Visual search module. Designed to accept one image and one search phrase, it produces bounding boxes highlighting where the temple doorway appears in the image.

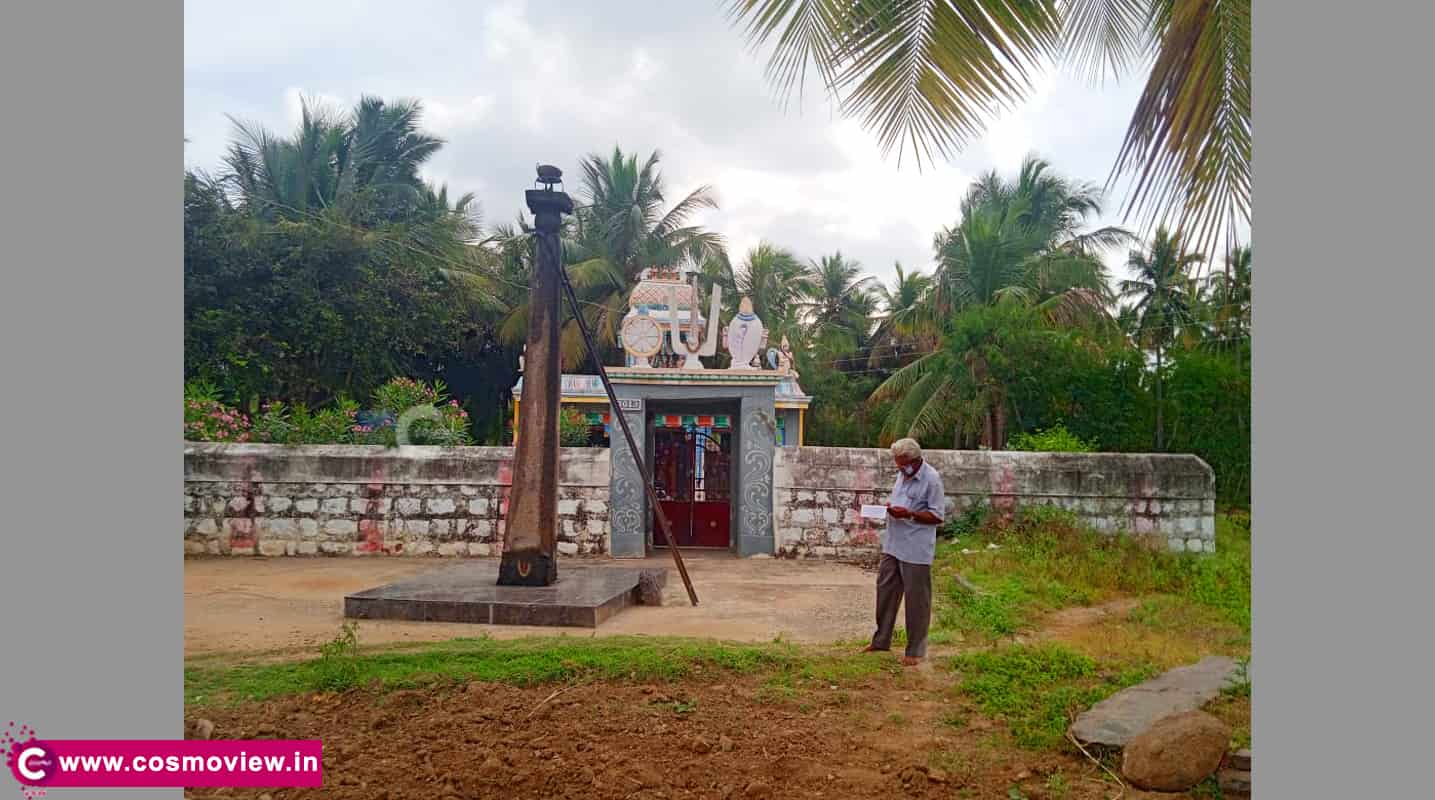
[650,412,734,550]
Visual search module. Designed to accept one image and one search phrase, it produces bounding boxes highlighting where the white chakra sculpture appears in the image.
[618,267,722,369]
[723,297,767,370]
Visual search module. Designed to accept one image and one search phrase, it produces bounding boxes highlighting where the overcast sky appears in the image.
[185,0,1177,290]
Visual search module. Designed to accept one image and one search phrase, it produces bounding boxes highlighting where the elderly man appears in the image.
[864,437,945,666]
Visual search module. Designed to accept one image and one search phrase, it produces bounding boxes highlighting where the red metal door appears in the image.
[652,427,731,549]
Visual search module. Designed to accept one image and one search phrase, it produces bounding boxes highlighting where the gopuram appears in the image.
[512,266,811,557]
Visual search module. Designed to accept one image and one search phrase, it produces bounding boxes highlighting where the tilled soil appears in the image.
[184,667,1190,800]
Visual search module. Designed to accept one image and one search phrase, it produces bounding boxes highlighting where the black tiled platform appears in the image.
[343,562,664,628]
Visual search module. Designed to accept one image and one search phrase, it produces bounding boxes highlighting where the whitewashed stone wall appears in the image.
[184,444,608,557]
[772,448,1218,557]
[184,444,1216,558]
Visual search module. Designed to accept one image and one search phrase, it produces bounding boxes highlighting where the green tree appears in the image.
[928,155,1127,325]
[1164,347,1250,505]
[726,0,1250,255]
[871,303,1056,449]
[183,173,476,411]
[868,261,935,367]
[1119,226,1205,449]
[503,147,725,368]
[224,95,451,227]
[714,241,815,347]
[800,252,877,356]
[1205,243,1252,348]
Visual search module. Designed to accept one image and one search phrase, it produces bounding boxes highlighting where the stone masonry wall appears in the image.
[184,444,608,558]
[184,444,1216,558]
[772,448,1217,558]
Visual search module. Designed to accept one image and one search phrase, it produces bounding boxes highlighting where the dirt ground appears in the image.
[185,557,1227,799]
[184,554,876,658]
[185,661,1197,800]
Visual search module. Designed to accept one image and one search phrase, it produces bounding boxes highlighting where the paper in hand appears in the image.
[859,504,888,520]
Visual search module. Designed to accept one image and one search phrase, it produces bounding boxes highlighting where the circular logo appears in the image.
[11,741,57,786]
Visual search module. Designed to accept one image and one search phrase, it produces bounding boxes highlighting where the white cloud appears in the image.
[184,0,1216,295]
[425,95,497,133]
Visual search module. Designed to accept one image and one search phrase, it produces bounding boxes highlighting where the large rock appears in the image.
[1120,710,1231,792]
[1069,656,1241,747]
[636,569,666,606]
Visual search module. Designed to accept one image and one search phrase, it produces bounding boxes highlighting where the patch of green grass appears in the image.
[928,628,958,646]
[932,509,1252,642]
[940,710,969,729]
[655,698,698,715]
[187,633,801,707]
[951,644,1157,750]
[760,651,892,698]
[886,712,907,725]
[1190,774,1225,798]
[1222,657,1251,698]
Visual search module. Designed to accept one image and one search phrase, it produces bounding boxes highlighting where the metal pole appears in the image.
[556,264,700,607]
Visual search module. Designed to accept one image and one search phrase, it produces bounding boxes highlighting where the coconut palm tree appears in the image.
[725,0,1250,256]
[871,301,1060,449]
[1207,243,1252,344]
[869,157,1129,448]
[800,252,877,356]
[1119,226,1206,449]
[868,261,935,367]
[715,242,815,348]
[927,155,1129,330]
[222,95,445,226]
[501,147,726,367]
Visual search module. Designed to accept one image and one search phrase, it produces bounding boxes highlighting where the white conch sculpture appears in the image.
[667,277,722,370]
[724,296,767,370]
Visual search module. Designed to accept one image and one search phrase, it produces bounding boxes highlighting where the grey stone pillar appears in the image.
[608,388,647,558]
[736,392,776,556]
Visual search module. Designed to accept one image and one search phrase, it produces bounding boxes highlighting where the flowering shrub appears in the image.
[184,380,252,442]
[368,378,471,446]
[189,377,471,446]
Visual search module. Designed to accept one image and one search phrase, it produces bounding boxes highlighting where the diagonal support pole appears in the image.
[556,264,699,607]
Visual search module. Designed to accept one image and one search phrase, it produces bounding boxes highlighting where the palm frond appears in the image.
[1107,0,1250,258]
[729,0,1064,167]
[1058,0,1155,83]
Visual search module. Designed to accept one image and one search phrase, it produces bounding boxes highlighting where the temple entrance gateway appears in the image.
[651,417,734,549]
[512,265,813,557]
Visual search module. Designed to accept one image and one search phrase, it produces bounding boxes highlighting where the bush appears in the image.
[560,409,594,447]
[1007,424,1096,453]
[187,376,471,446]
[939,500,990,540]
[368,377,471,446]
[184,380,251,442]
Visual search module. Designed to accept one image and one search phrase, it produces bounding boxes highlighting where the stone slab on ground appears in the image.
[344,562,665,628]
[1069,656,1241,748]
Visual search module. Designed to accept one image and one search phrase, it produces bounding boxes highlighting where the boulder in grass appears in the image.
[1120,710,1231,792]
[1069,656,1240,748]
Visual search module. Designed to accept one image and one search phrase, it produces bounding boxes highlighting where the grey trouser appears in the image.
[870,553,932,658]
